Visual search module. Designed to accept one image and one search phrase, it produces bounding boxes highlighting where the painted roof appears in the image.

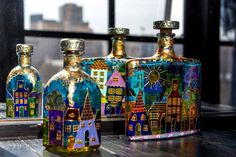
[148,102,166,113]
[105,69,125,87]
[89,60,110,70]
[65,108,80,121]
[132,90,146,113]
[81,91,94,120]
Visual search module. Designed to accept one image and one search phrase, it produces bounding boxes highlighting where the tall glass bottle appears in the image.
[81,28,131,118]
[125,20,201,140]
[43,39,101,153]
[6,44,42,118]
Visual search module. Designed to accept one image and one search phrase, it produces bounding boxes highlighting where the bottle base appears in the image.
[45,145,100,154]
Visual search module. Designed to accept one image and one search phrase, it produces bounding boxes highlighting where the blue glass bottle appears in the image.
[125,21,201,140]
[6,44,42,118]
[43,39,101,153]
[81,28,131,118]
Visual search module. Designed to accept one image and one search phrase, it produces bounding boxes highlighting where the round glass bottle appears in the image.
[43,38,101,153]
[6,44,42,118]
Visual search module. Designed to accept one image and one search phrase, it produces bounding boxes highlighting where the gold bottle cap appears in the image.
[108,27,129,35]
[153,20,179,29]
[16,44,33,54]
[60,38,85,55]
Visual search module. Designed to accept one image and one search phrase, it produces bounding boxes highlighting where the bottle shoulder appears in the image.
[6,66,41,83]
[45,69,98,88]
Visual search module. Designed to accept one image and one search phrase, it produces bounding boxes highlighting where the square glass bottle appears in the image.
[81,28,132,118]
[6,44,42,118]
[125,21,201,140]
[43,39,101,153]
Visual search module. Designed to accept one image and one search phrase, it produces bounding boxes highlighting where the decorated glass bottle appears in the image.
[81,28,131,118]
[43,39,101,153]
[125,20,201,140]
[6,44,42,118]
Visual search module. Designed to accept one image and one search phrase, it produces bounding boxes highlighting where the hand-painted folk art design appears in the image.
[81,27,131,118]
[6,44,42,118]
[43,39,101,153]
[125,21,201,141]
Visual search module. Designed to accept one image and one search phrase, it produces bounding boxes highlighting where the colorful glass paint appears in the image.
[81,28,131,118]
[125,21,201,140]
[43,39,101,153]
[6,44,42,118]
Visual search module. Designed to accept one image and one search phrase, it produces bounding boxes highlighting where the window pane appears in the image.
[220,0,235,41]
[126,42,183,58]
[25,37,108,84]
[116,0,184,37]
[24,0,108,33]
[220,46,233,104]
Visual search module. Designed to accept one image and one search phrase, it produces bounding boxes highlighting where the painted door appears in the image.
[135,123,141,136]
[171,118,176,132]
[160,117,166,133]
[19,106,24,117]
[67,136,75,149]
[85,130,89,146]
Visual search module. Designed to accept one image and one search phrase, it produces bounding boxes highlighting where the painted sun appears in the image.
[144,64,167,89]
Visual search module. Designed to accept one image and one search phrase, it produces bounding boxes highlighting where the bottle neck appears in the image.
[63,54,81,72]
[18,54,31,67]
[153,29,176,58]
[108,36,127,59]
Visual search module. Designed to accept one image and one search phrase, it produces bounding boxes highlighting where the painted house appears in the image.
[64,108,80,149]
[14,80,29,117]
[74,91,99,149]
[126,90,152,136]
[105,69,125,114]
[166,79,182,133]
[90,60,110,97]
[148,102,167,134]
[28,92,38,117]
[49,109,64,146]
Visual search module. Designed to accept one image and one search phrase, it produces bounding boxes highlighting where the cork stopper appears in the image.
[16,44,33,55]
[60,38,85,55]
[108,27,129,36]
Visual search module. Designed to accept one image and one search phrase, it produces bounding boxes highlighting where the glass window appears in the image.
[131,114,137,121]
[220,46,233,104]
[126,42,156,58]
[128,125,133,131]
[116,0,184,37]
[24,99,28,104]
[151,121,157,127]
[99,84,104,89]
[100,71,104,76]
[99,77,104,83]
[115,96,122,102]
[112,77,119,82]
[220,1,235,41]
[143,125,149,131]
[15,92,19,98]
[93,71,98,76]
[108,96,115,102]
[108,88,115,95]
[73,123,79,132]
[116,88,122,95]
[24,0,108,33]
[140,114,146,121]
[65,125,71,133]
